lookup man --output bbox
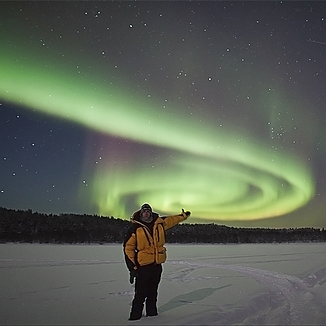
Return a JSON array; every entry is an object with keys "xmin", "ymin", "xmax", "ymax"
[{"xmin": 123, "ymin": 203, "xmax": 191, "ymax": 321}]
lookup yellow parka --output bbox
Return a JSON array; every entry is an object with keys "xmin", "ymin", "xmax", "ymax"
[{"xmin": 124, "ymin": 209, "xmax": 189, "ymax": 271}]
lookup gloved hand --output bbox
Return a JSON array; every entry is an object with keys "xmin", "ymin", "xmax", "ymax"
[
  {"xmin": 129, "ymin": 269, "xmax": 138, "ymax": 284},
  {"xmin": 181, "ymin": 208, "xmax": 191, "ymax": 218}
]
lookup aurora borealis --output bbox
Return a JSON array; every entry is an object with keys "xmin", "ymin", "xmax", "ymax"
[{"xmin": 1, "ymin": 1, "xmax": 325, "ymax": 227}]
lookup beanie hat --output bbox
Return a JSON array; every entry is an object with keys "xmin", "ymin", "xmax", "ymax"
[{"xmin": 140, "ymin": 203, "xmax": 152, "ymax": 213}]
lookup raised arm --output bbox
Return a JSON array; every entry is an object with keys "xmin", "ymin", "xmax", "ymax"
[{"xmin": 162, "ymin": 209, "xmax": 191, "ymax": 230}]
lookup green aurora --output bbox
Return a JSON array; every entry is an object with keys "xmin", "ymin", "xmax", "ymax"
[{"xmin": 0, "ymin": 42, "xmax": 315, "ymax": 221}]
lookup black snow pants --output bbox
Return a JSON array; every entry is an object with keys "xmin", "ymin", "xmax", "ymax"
[{"xmin": 129, "ymin": 263, "xmax": 163, "ymax": 320}]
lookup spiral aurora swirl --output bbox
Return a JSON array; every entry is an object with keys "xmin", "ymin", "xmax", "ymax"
[
  {"xmin": 89, "ymin": 134, "xmax": 314, "ymax": 220},
  {"xmin": 0, "ymin": 46, "xmax": 314, "ymax": 221}
]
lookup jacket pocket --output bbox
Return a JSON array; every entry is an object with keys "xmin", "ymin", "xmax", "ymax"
[
  {"xmin": 138, "ymin": 247, "xmax": 155, "ymax": 266},
  {"xmin": 156, "ymin": 246, "xmax": 167, "ymax": 264}
]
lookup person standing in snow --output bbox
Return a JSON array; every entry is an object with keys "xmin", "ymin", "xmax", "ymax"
[{"xmin": 123, "ymin": 203, "xmax": 191, "ymax": 321}]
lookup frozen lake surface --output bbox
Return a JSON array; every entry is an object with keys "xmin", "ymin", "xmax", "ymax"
[{"xmin": 1, "ymin": 243, "xmax": 326, "ymax": 325}]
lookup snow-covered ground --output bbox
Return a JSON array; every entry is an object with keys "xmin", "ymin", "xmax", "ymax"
[{"xmin": 1, "ymin": 243, "xmax": 326, "ymax": 325}]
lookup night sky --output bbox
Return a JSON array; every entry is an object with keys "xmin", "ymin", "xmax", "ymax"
[{"xmin": 1, "ymin": 1, "xmax": 326, "ymax": 228}]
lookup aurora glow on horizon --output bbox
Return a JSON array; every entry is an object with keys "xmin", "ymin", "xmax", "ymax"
[{"xmin": 1, "ymin": 1, "xmax": 325, "ymax": 227}]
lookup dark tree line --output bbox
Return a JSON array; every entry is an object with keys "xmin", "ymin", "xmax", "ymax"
[
  {"xmin": 166, "ymin": 223, "xmax": 326, "ymax": 244},
  {"xmin": 0, "ymin": 207, "xmax": 129, "ymax": 244},
  {"xmin": 1, "ymin": 207, "xmax": 326, "ymax": 244}
]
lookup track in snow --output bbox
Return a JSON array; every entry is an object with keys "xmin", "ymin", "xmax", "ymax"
[{"xmin": 165, "ymin": 260, "xmax": 326, "ymax": 325}]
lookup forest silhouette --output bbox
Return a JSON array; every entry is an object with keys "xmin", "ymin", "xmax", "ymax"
[{"xmin": 1, "ymin": 207, "xmax": 325, "ymax": 244}]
